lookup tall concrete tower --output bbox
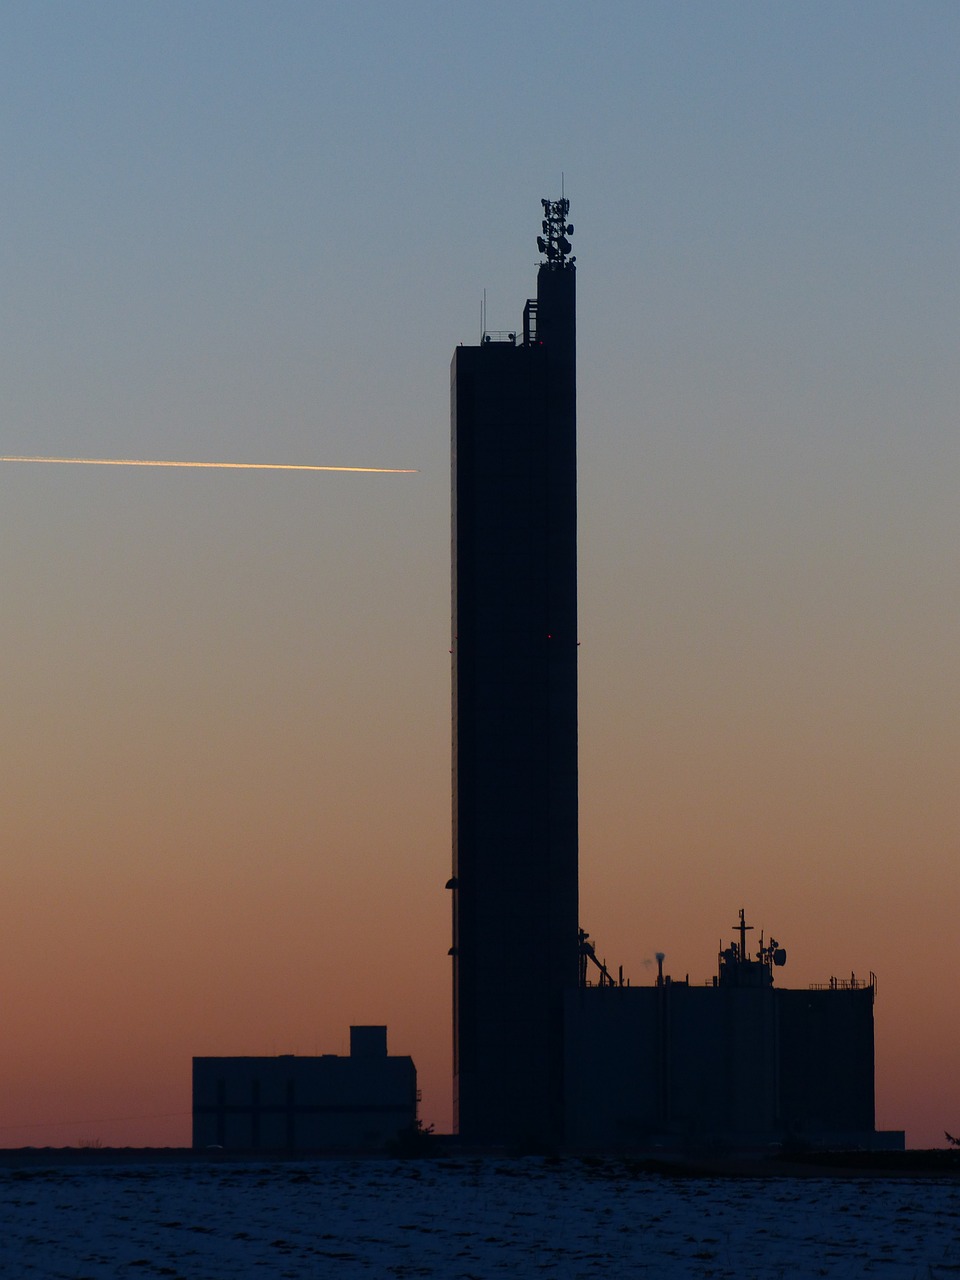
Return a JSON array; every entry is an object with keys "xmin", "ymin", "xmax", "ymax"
[{"xmin": 450, "ymin": 199, "xmax": 579, "ymax": 1145}]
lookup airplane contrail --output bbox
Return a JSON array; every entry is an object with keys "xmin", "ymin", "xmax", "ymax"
[{"xmin": 0, "ymin": 456, "xmax": 416, "ymax": 473}]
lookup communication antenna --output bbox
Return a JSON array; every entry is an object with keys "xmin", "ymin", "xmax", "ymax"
[
  {"xmin": 735, "ymin": 907, "xmax": 753, "ymax": 962},
  {"xmin": 536, "ymin": 195, "xmax": 575, "ymax": 268}
]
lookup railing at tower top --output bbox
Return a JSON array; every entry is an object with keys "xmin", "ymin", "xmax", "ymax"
[
  {"xmin": 809, "ymin": 971, "xmax": 878, "ymax": 993},
  {"xmin": 478, "ymin": 300, "xmax": 538, "ymax": 347}
]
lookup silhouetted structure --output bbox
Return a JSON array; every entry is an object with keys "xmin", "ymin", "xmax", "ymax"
[
  {"xmin": 447, "ymin": 207, "xmax": 898, "ymax": 1154},
  {"xmin": 565, "ymin": 912, "xmax": 902, "ymax": 1150},
  {"xmin": 450, "ymin": 199, "xmax": 579, "ymax": 1145},
  {"xmin": 192, "ymin": 1026, "xmax": 416, "ymax": 1151}
]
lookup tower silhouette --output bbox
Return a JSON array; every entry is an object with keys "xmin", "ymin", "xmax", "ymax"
[{"xmin": 450, "ymin": 199, "xmax": 579, "ymax": 1145}]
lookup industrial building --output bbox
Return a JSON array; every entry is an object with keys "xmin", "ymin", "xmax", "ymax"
[
  {"xmin": 196, "ymin": 201, "xmax": 900, "ymax": 1158},
  {"xmin": 449, "ymin": 200, "xmax": 901, "ymax": 1152},
  {"xmin": 450, "ymin": 197, "xmax": 579, "ymax": 1146},
  {"xmin": 192, "ymin": 1026, "xmax": 416, "ymax": 1152},
  {"xmin": 567, "ymin": 912, "xmax": 899, "ymax": 1149}
]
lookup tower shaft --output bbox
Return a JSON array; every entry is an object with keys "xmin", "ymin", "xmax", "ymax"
[{"xmin": 451, "ymin": 208, "xmax": 578, "ymax": 1146}]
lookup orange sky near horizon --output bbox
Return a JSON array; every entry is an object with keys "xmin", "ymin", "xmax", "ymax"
[{"xmin": 0, "ymin": 455, "xmax": 955, "ymax": 1149}]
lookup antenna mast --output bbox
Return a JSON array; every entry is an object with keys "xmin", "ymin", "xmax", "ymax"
[{"xmin": 536, "ymin": 197, "xmax": 575, "ymax": 269}]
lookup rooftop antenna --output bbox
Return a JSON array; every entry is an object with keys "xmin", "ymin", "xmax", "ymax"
[
  {"xmin": 735, "ymin": 907, "xmax": 754, "ymax": 962},
  {"xmin": 536, "ymin": 195, "xmax": 575, "ymax": 268}
]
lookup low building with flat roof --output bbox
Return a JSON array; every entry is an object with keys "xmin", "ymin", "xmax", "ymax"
[
  {"xmin": 565, "ymin": 912, "xmax": 904, "ymax": 1152},
  {"xmin": 192, "ymin": 1026, "xmax": 417, "ymax": 1152}
]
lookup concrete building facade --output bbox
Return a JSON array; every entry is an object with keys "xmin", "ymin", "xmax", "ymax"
[
  {"xmin": 450, "ymin": 199, "xmax": 579, "ymax": 1145},
  {"xmin": 192, "ymin": 1026, "xmax": 416, "ymax": 1152},
  {"xmin": 564, "ymin": 918, "xmax": 900, "ymax": 1150}
]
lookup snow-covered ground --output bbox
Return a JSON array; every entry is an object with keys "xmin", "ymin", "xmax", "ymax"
[{"xmin": 2, "ymin": 1156, "xmax": 958, "ymax": 1278}]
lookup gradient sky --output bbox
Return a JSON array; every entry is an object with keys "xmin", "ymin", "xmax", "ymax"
[{"xmin": 0, "ymin": 1, "xmax": 957, "ymax": 1149}]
